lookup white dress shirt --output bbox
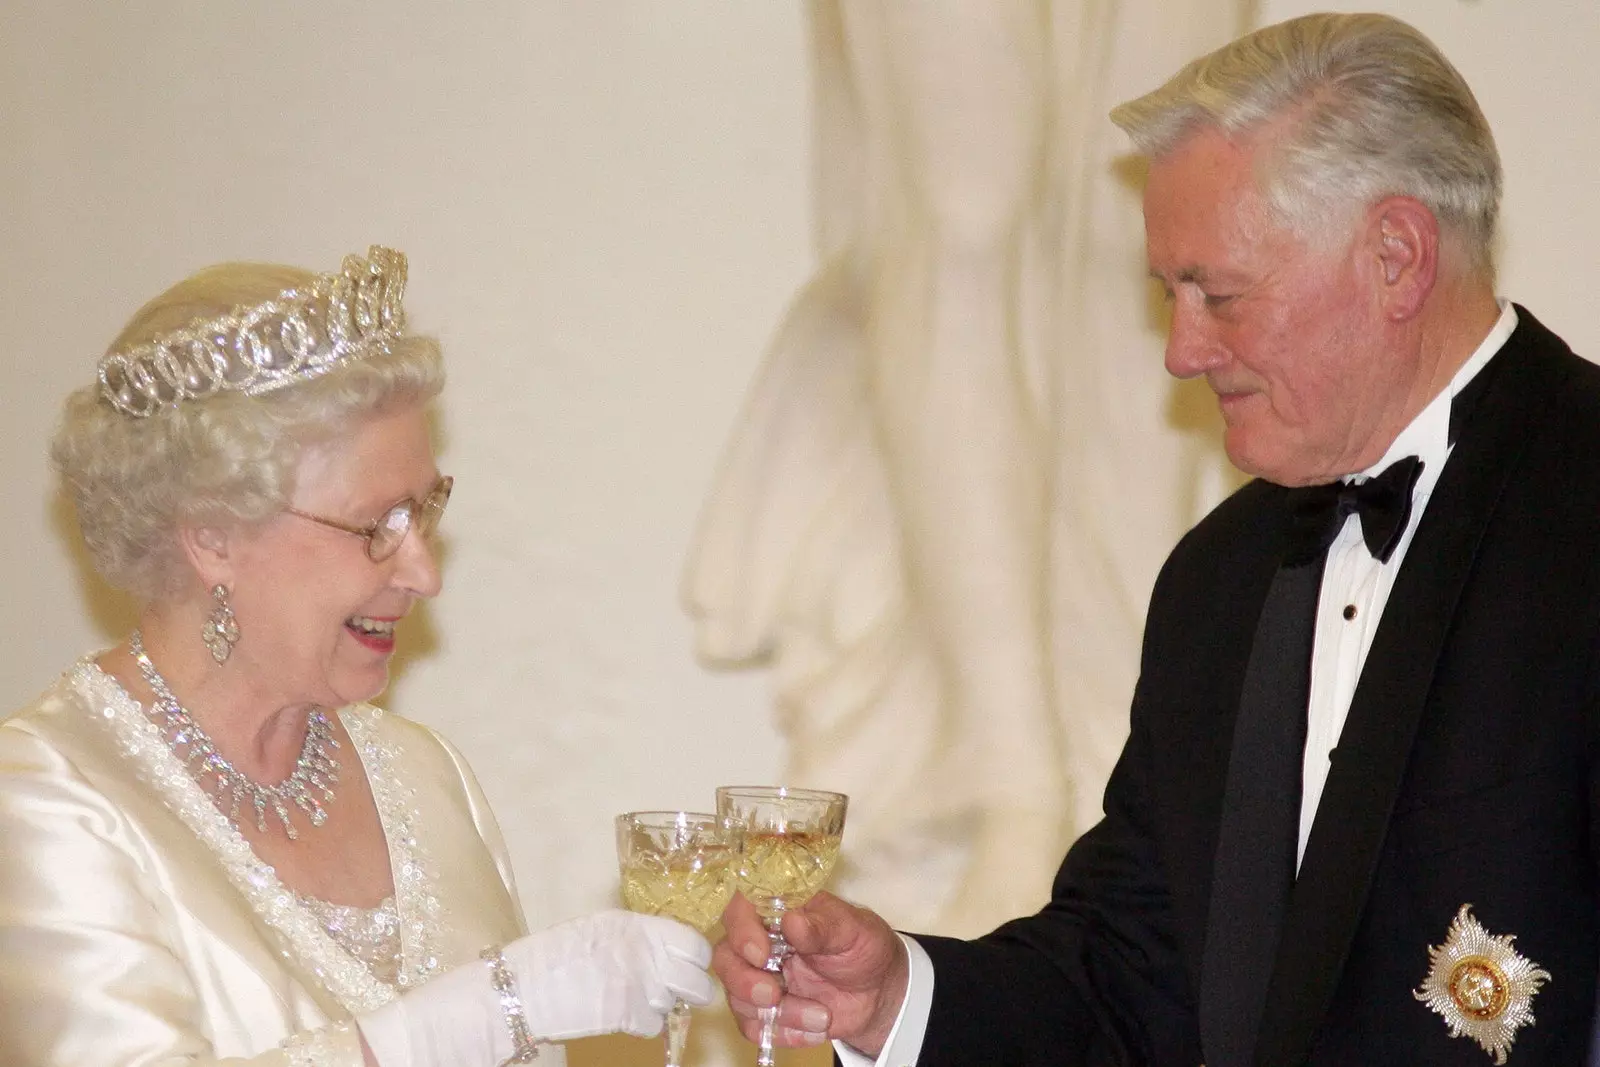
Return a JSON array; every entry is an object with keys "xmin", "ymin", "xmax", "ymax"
[
  {"xmin": 1297, "ymin": 301, "xmax": 1514, "ymax": 863},
  {"xmin": 841, "ymin": 301, "xmax": 1519, "ymax": 1067}
]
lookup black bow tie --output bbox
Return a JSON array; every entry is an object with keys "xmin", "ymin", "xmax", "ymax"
[{"xmin": 1284, "ymin": 455, "xmax": 1425, "ymax": 566}]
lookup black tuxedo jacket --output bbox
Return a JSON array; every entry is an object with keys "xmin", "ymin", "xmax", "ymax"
[{"xmin": 911, "ymin": 308, "xmax": 1600, "ymax": 1066}]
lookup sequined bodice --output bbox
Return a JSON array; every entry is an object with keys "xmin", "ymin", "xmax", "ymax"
[
  {"xmin": 297, "ymin": 893, "xmax": 402, "ymax": 985},
  {"xmin": 67, "ymin": 661, "xmax": 449, "ymax": 1013}
]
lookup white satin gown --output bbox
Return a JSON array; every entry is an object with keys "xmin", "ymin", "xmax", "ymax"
[{"xmin": 0, "ymin": 660, "xmax": 566, "ymax": 1066}]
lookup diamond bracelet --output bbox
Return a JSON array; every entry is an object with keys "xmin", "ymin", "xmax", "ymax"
[{"xmin": 481, "ymin": 945, "xmax": 540, "ymax": 1064}]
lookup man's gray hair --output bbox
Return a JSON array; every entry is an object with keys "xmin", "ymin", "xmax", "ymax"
[{"xmin": 1111, "ymin": 12, "xmax": 1501, "ymax": 279}]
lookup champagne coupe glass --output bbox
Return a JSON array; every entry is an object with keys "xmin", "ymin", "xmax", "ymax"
[
  {"xmin": 715, "ymin": 786, "xmax": 848, "ymax": 1067},
  {"xmin": 615, "ymin": 811, "xmax": 736, "ymax": 1067}
]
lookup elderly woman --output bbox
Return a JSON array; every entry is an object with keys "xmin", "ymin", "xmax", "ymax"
[{"xmin": 0, "ymin": 247, "xmax": 711, "ymax": 1066}]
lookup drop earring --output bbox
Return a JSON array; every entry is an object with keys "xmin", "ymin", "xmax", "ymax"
[{"xmin": 201, "ymin": 584, "xmax": 241, "ymax": 664}]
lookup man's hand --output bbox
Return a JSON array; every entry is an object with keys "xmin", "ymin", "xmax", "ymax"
[{"xmin": 713, "ymin": 890, "xmax": 910, "ymax": 1057}]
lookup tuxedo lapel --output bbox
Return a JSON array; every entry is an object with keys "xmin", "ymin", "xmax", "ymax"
[
  {"xmin": 1252, "ymin": 316, "xmax": 1559, "ymax": 1066},
  {"xmin": 1159, "ymin": 482, "xmax": 1287, "ymax": 1000}
]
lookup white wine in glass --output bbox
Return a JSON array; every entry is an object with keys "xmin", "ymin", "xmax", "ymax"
[
  {"xmin": 715, "ymin": 786, "xmax": 848, "ymax": 1067},
  {"xmin": 615, "ymin": 811, "xmax": 735, "ymax": 1067}
]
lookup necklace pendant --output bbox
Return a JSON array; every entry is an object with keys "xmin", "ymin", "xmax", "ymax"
[
  {"xmin": 129, "ymin": 630, "xmax": 342, "ymax": 841},
  {"xmin": 270, "ymin": 795, "xmax": 294, "ymax": 832},
  {"xmin": 293, "ymin": 791, "xmax": 330, "ymax": 828}
]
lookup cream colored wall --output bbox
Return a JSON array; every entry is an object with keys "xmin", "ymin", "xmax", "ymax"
[
  {"xmin": 1256, "ymin": 0, "xmax": 1600, "ymax": 357},
  {"xmin": 4, "ymin": 2, "xmax": 1598, "ymax": 1065},
  {"xmin": 2, "ymin": 7, "xmax": 805, "ymax": 1062}
]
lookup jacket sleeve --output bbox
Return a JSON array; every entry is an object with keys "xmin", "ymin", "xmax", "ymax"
[
  {"xmin": 910, "ymin": 673, "xmax": 1200, "ymax": 1067},
  {"xmin": 908, "ymin": 531, "xmax": 1224, "ymax": 1067}
]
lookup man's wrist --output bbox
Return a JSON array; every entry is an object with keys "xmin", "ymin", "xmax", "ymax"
[
  {"xmin": 866, "ymin": 934, "xmax": 913, "ymax": 1053},
  {"xmin": 835, "ymin": 934, "xmax": 934, "ymax": 1067}
]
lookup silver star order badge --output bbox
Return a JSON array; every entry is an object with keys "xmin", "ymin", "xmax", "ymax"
[{"xmin": 1414, "ymin": 904, "xmax": 1550, "ymax": 1064}]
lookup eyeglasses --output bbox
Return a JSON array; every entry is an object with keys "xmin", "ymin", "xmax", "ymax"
[{"xmin": 285, "ymin": 475, "xmax": 453, "ymax": 562}]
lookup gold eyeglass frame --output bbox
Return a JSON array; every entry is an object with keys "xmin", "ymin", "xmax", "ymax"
[{"xmin": 285, "ymin": 475, "xmax": 453, "ymax": 562}]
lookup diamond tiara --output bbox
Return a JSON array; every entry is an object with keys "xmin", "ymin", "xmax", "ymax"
[{"xmin": 97, "ymin": 245, "xmax": 409, "ymax": 418}]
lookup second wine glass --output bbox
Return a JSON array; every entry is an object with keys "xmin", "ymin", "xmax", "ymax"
[
  {"xmin": 715, "ymin": 786, "xmax": 848, "ymax": 1067},
  {"xmin": 615, "ymin": 810, "xmax": 736, "ymax": 1067}
]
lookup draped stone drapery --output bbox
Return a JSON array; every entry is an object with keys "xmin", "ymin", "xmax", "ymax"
[{"xmin": 684, "ymin": 0, "xmax": 1252, "ymax": 937}]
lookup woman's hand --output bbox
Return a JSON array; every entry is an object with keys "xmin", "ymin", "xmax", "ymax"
[{"xmin": 358, "ymin": 909, "xmax": 713, "ymax": 1066}]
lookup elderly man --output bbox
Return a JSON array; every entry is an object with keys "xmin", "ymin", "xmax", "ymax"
[{"xmin": 714, "ymin": 12, "xmax": 1600, "ymax": 1066}]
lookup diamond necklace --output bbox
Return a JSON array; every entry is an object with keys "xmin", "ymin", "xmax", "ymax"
[{"xmin": 130, "ymin": 630, "xmax": 340, "ymax": 840}]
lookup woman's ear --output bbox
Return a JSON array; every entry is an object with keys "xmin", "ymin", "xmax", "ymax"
[{"xmin": 177, "ymin": 523, "xmax": 235, "ymax": 591}]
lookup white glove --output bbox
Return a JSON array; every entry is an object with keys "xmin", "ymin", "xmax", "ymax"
[{"xmin": 357, "ymin": 909, "xmax": 713, "ymax": 1067}]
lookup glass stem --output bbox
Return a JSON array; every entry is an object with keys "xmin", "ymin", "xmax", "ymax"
[
  {"xmin": 664, "ymin": 998, "xmax": 692, "ymax": 1067},
  {"xmin": 757, "ymin": 917, "xmax": 788, "ymax": 1067}
]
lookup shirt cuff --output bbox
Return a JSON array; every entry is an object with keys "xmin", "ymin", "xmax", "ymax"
[{"xmin": 833, "ymin": 933, "xmax": 934, "ymax": 1067}]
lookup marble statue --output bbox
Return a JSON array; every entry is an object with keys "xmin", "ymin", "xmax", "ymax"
[{"xmin": 684, "ymin": 0, "xmax": 1251, "ymax": 936}]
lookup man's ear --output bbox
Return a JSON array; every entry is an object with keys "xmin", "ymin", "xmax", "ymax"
[
  {"xmin": 177, "ymin": 523, "xmax": 235, "ymax": 591},
  {"xmin": 1370, "ymin": 195, "xmax": 1439, "ymax": 321}
]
